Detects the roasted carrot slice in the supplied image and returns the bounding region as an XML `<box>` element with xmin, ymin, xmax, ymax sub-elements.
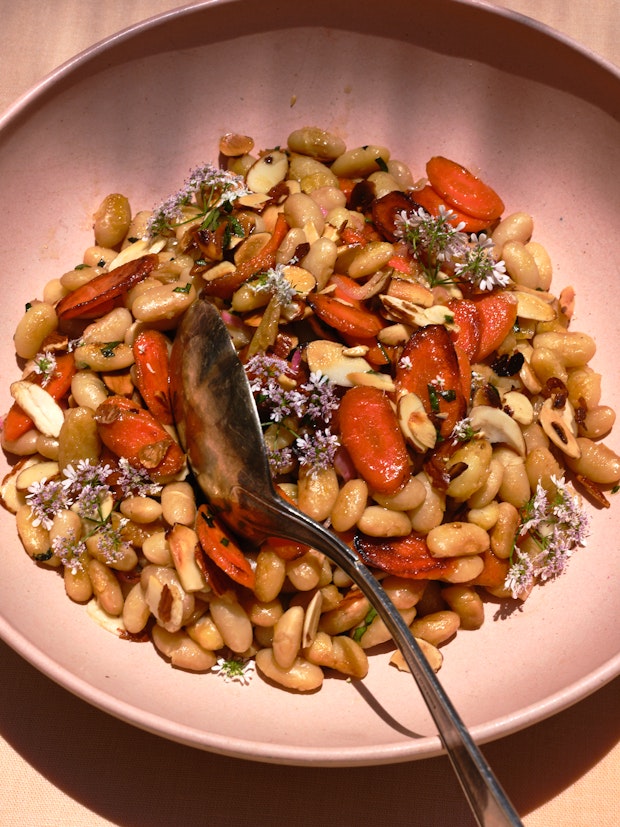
<box><xmin>426</xmin><ymin>156</ymin><xmax>504</xmax><ymax>222</ymax></box>
<box><xmin>471</xmin><ymin>292</ymin><xmax>518</xmax><ymax>361</ymax></box>
<box><xmin>55</xmin><ymin>254</ymin><xmax>159</xmax><ymax>320</ymax></box>
<box><xmin>353</xmin><ymin>531</ymin><xmax>452</xmax><ymax>579</ymax></box>
<box><xmin>395</xmin><ymin>324</ymin><xmax>467</xmax><ymax>438</ymax></box>
<box><xmin>132</xmin><ymin>329</ymin><xmax>173</xmax><ymax>425</ymax></box>
<box><xmin>196</xmin><ymin>503</ymin><xmax>255</xmax><ymax>589</ymax></box>
<box><xmin>338</xmin><ymin>385</ymin><xmax>410</xmax><ymax>495</ymax></box>
<box><xmin>412</xmin><ymin>185</ymin><xmax>491</xmax><ymax>233</ymax></box>
<box><xmin>306</xmin><ymin>293</ymin><xmax>384</xmax><ymax>339</ymax></box>
<box><xmin>202</xmin><ymin>212</ymin><xmax>289</xmax><ymax>299</ymax></box>
<box><xmin>94</xmin><ymin>395</ymin><xmax>185</xmax><ymax>480</ymax></box>
<box><xmin>467</xmin><ymin>548</ymin><xmax>510</xmax><ymax>589</ymax></box>
<box><xmin>447</xmin><ymin>298</ymin><xmax>481</xmax><ymax>361</ymax></box>
<box><xmin>370</xmin><ymin>191</ymin><xmax>417</xmax><ymax>242</ymax></box>
<box><xmin>2</xmin><ymin>352</ymin><xmax>76</xmax><ymax>442</ymax></box>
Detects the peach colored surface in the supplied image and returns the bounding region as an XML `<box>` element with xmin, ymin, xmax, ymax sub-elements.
<box><xmin>1</xmin><ymin>2</ymin><xmax>618</xmax><ymax>824</ymax></box>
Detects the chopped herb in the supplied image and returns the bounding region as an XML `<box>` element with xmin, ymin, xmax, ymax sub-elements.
<box><xmin>220</xmin><ymin>537</ymin><xmax>230</xmax><ymax>547</ymax></box>
<box><xmin>427</xmin><ymin>383</ymin><xmax>440</xmax><ymax>412</ymax></box>
<box><xmin>97</xmin><ymin>258</ymin><xmax>106</xmax><ymax>268</ymax></box>
<box><xmin>375</xmin><ymin>156</ymin><xmax>388</xmax><ymax>172</ymax></box>
<box><xmin>74</xmin><ymin>263</ymin><xmax>90</xmax><ymax>270</ymax></box>
<box><xmin>172</xmin><ymin>283</ymin><xmax>192</xmax><ymax>294</ymax></box>
<box><xmin>100</xmin><ymin>341</ymin><xmax>122</xmax><ymax>357</ymax></box>
<box><xmin>212</xmin><ymin>656</ymin><xmax>255</xmax><ymax>685</ymax></box>
<box><xmin>353</xmin><ymin>608</ymin><xmax>378</xmax><ymax>642</ymax></box>
<box><xmin>25</xmin><ymin>302</ymin><xmax>32</xmax><ymax>311</ymax></box>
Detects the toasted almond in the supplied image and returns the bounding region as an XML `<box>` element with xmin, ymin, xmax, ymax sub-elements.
<box><xmin>386</xmin><ymin>279</ymin><xmax>434</xmax><ymax>307</ymax></box>
<box><xmin>397</xmin><ymin>392</ymin><xmax>437</xmax><ymax>452</ymax></box>
<box><xmin>16</xmin><ymin>460</ymin><xmax>60</xmax><ymax>491</ymax></box>
<box><xmin>348</xmin><ymin>372</ymin><xmax>396</xmax><ymax>392</ymax></box>
<box><xmin>502</xmin><ymin>391</ymin><xmax>534</xmax><ymax>425</ymax></box>
<box><xmin>538</xmin><ymin>398</ymin><xmax>581</xmax><ymax>458</ymax></box>
<box><xmin>0</xmin><ymin>457</ymin><xmax>39</xmax><ymax>513</ymax></box>
<box><xmin>514</xmin><ymin>290</ymin><xmax>557</xmax><ymax>322</ymax></box>
<box><xmin>283</xmin><ymin>265</ymin><xmax>316</xmax><ymax>296</ymax></box>
<box><xmin>469</xmin><ymin>405</ymin><xmax>526</xmax><ymax>456</ymax></box>
<box><xmin>390</xmin><ymin>638</ymin><xmax>443</xmax><ymax>673</ymax></box>
<box><xmin>380</xmin><ymin>294</ymin><xmax>457</xmax><ymax>329</ymax></box>
<box><xmin>302</xmin><ymin>590</ymin><xmax>323</xmax><ymax>648</ymax></box>
<box><xmin>10</xmin><ymin>381</ymin><xmax>65</xmax><ymax>438</ymax></box>
<box><xmin>305</xmin><ymin>340</ymin><xmax>373</xmax><ymax>387</ymax></box>
<box><xmin>245</xmin><ymin>150</ymin><xmax>289</xmax><ymax>193</ymax></box>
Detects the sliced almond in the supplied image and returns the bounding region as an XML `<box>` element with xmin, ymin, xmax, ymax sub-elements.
<box><xmin>378</xmin><ymin>323</ymin><xmax>413</xmax><ymax>345</ymax></box>
<box><xmin>514</xmin><ymin>290</ymin><xmax>557</xmax><ymax>322</ymax></box>
<box><xmin>245</xmin><ymin>150</ymin><xmax>289</xmax><ymax>193</ymax></box>
<box><xmin>380</xmin><ymin>294</ymin><xmax>457</xmax><ymax>330</ymax></box>
<box><xmin>538</xmin><ymin>398</ymin><xmax>581</xmax><ymax>458</ymax></box>
<box><xmin>302</xmin><ymin>590</ymin><xmax>323</xmax><ymax>648</ymax></box>
<box><xmin>397</xmin><ymin>392</ymin><xmax>437</xmax><ymax>452</ymax></box>
<box><xmin>201</xmin><ymin>260</ymin><xmax>236</xmax><ymax>282</ymax></box>
<box><xmin>348</xmin><ymin>372</ymin><xmax>396</xmax><ymax>392</ymax></box>
<box><xmin>502</xmin><ymin>391</ymin><xmax>534</xmax><ymax>425</ymax></box>
<box><xmin>386</xmin><ymin>279</ymin><xmax>434</xmax><ymax>307</ymax></box>
<box><xmin>16</xmin><ymin>460</ymin><xmax>60</xmax><ymax>491</ymax></box>
<box><xmin>235</xmin><ymin>192</ymin><xmax>271</xmax><ymax>210</ymax></box>
<box><xmin>233</xmin><ymin>231</ymin><xmax>271</xmax><ymax>265</ymax></box>
<box><xmin>109</xmin><ymin>237</ymin><xmax>166</xmax><ymax>270</ymax></box>
<box><xmin>0</xmin><ymin>457</ymin><xmax>39</xmax><ymax>513</ymax></box>
<box><xmin>469</xmin><ymin>405</ymin><xmax>526</xmax><ymax>456</ymax></box>
<box><xmin>10</xmin><ymin>381</ymin><xmax>65</xmax><ymax>438</ymax></box>
<box><xmin>283</xmin><ymin>265</ymin><xmax>316</xmax><ymax>296</ymax></box>
<box><xmin>305</xmin><ymin>340</ymin><xmax>373</xmax><ymax>387</ymax></box>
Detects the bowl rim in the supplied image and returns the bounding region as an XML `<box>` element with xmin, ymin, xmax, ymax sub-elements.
<box><xmin>0</xmin><ymin>0</ymin><xmax>619</xmax><ymax>765</ymax></box>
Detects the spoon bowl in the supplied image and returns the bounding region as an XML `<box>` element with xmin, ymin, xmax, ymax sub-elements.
<box><xmin>170</xmin><ymin>296</ymin><xmax>523</xmax><ymax>827</ymax></box>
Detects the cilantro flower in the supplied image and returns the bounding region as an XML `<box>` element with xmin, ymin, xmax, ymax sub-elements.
<box><xmin>26</xmin><ymin>479</ymin><xmax>70</xmax><ymax>529</ymax></box>
<box><xmin>253</xmin><ymin>264</ymin><xmax>297</xmax><ymax>307</ymax></box>
<box><xmin>245</xmin><ymin>354</ymin><xmax>305</xmax><ymax>422</ymax></box>
<box><xmin>454</xmin><ymin>233</ymin><xmax>510</xmax><ymax>291</ymax></box>
<box><xmin>505</xmin><ymin>476</ymin><xmax>590</xmax><ymax>599</ymax></box>
<box><xmin>295</xmin><ymin>428</ymin><xmax>340</xmax><ymax>475</ymax></box>
<box><xmin>396</xmin><ymin>205</ymin><xmax>468</xmax><ymax>282</ymax></box>
<box><xmin>146</xmin><ymin>163</ymin><xmax>250</xmax><ymax>237</ymax></box>
<box><xmin>32</xmin><ymin>350</ymin><xmax>57</xmax><ymax>387</ymax></box>
<box><xmin>300</xmin><ymin>371</ymin><xmax>340</xmax><ymax>424</ymax></box>
<box><xmin>51</xmin><ymin>531</ymin><xmax>87</xmax><ymax>575</ymax></box>
<box><xmin>212</xmin><ymin>656</ymin><xmax>255</xmax><ymax>685</ymax></box>
<box><xmin>117</xmin><ymin>457</ymin><xmax>162</xmax><ymax>498</ymax></box>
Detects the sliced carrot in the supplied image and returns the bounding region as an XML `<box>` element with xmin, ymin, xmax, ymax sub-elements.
<box><xmin>2</xmin><ymin>352</ymin><xmax>76</xmax><ymax>442</ymax></box>
<box><xmin>338</xmin><ymin>385</ymin><xmax>410</xmax><ymax>495</ymax></box>
<box><xmin>395</xmin><ymin>324</ymin><xmax>467</xmax><ymax>438</ymax></box>
<box><xmin>55</xmin><ymin>254</ymin><xmax>159</xmax><ymax>320</ymax></box>
<box><xmin>471</xmin><ymin>292</ymin><xmax>518</xmax><ymax>361</ymax></box>
<box><xmin>370</xmin><ymin>191</ymin><xmax>417</xmax><ymax>242</ymax></box>
<box><xmin>337</xmin><ymin>177</ymin><xmax>356</xmax><ymax>200</ymax></box>
<box><xmin>467</xmin><ymin>548</ymin><xmax>510</xmax><ymax>589</ymax></box>
<box><xmin>447</xmin><ymin>298</ymin><xmax>481</xmax><ymax>361</ymax></box>
<box><xmin>202</xmin><ymin>212</ymin><xmax>289</xmax><ymax>299</ymax></box>
<box><xmin>454</xmin><ymin>344</ymin><xmax>472</xmax><ymax>404</ymax></box>
<box><xmin>94</xmin><ymin>395</ymin><xmax>185</xmax><ymax>480</ymax></box>
<box><xmin>340</xmin><ymin>226</ymin><xmax>369</xmax><ymax>247</ymax></box>
<box><xmin>306</xmin><ymin>293</ymin><xmax>384</xmax><ymax>339</ymax></box>
<box><xmin>353</xmin><ymin>531</ymin><xmax>452</xmax><ymax>579</ymax></box>
<box><xmin>387</xmin><ymin>254</ymin><xmax>415</xmax><ymax>276</ymax></box>
<box><xmin>196</xmin><ymin>504</ymin><xmax>255</xmax><ymax>589</ymax></box>
<box><xmin>132</xmin><ymin>329</ymin><xmax>173</xmax><ymax>425</ymax></box>
<box><xmin>412</xmin><ymin>185</ymin><xmax>491</xmax><ymax>233</ymax></box>
<box><xmin>426</xmin><ymin>156</ymin><xmax>505</xmax><ymax>222</ymax></box>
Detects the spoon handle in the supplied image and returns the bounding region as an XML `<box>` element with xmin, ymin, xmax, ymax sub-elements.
<box><xmin>252</xmin><ymin>491</ymin><xmax>523</xmax><ymax>827</ymax></box>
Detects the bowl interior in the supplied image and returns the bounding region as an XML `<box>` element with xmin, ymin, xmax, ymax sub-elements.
<box><xmin>0</xmin><ymin>0</ymin><xmax>618</xmax><ymax>765</ymax></box>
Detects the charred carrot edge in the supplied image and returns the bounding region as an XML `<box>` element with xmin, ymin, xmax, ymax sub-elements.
<box><xmin>412</xmin><ymin>185</ymin><xmax>492</xmax><ymax>233</ymax></box>
<box><xmin>55</xmin><ymin>254</ymin><xmax>159</xmax><ymax>320</ymax></box>
<box><xmin>395</xmin><ymin>324</ymin><xmax>467</xmax><ymax>438</ymax></box>
<box><xmin>471</xmin><ymin>292</ymin><xmax>518</xmax><ymax>361</ymax></box>
<box><xmin>353</xmin><ymin>532</ymin><xmax>452</xmax><ymax>579</ymax></box>
<box><xmin>2</xmin><ymin>352</ymin><xmax>76</xmax><ymax>442</ymax></box>
<box><xmin>196</xmin><ymin>504</ymin><xmax>255</xmax><ymax>589</ymax></box>
<box><xmin>132</xmin><ymin>329</ymin><xmax>173</xmax><ymax>425</ymax></box>
<box><xmin>202</xmin><ymin>212</ymin><xmax>289</xmax><ymax>299</ymax></box>
<box><xmin>306</xmin><ymin>293</ymin><xmax>384</xmax><ymax>339</ymax></box>
<box><xmin>425</xmin><ymin>156</ymin><xmax>505</xmax><ymax>222</ymax></box>
<box><xmin>94</xmin><ymin>395</ymin><xmax>185</xmax><ymax>480</ymax></box>
<box><xmin>370</xmin><ymin>190</ymin><xmax>417</xmax><ymax>242</ymax></box>
<box><xmin>338</xmin><ymin>385</ymin><xmax>410</xmax><ymax>495</ymax></box>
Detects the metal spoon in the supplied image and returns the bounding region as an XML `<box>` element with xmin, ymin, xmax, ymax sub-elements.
<box><xmin>169</xmin><ymin>297</ymin><xmax>523</xmax><ymax>827</ymax></box>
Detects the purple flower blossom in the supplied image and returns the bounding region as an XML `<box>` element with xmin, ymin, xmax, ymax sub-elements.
<box><xmin>300</xmin><ymin>372</ymin><xmax>340</xmax><ymax>424</ymax></box>
<box><xmin>505</xmin><ymin>476</ymin><xmax>589</xmax><ymax>599</ymax></box>
<box><xmin>116</xmin><ymin>457</ymin><xmax>162</xmax><ymax>498</ymax></box>
<box><xmin>295</xmin><ymin>428</ymin><xmax>340</xmax><ymax>475</ymax></box>
<box><xmin>26</xmin><ymin>479</ymin><xmax>70</xmax><ymax>529</ymax></box>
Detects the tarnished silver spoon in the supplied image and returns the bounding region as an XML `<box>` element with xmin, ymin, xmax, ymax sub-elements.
<box><xmin>169</xmin><ymin>297</ymin><xmax>523</xmax><ymax>827</ymax></box>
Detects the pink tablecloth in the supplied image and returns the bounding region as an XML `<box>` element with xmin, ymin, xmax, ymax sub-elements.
<box><xmin>1</xmin><ymin>3</ymin><xmax>618</xmax><ymax>825</ymax></box>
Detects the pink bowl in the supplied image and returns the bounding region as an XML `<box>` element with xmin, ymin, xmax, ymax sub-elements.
<box><xmin>0</xmin><ymin>0</ymin><xmax>618</xmax><ymax>765</ymax></box>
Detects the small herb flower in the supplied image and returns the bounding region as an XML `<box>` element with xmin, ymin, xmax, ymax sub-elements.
<box><xmin>26</xmin><ymin>479</ymin><xmax>70</xmax><ymax>529</ymax></box>
<box><xmin>300</xmin><ymin>371</ymin><xmax>340</xmax><ymax>424</ymax></box>
<box><xmin>295</xmin><ymin>428</ymin><xmax>340</xmax><ymax>475</ymax></box>
<box><xmin>505</xmin><ymin>476</ymin><xmax>590</xmax><ymax>599</ymax></box>
<box><xmin>266</xmin><ymin>443</ymin><xmax>295</xmax><ymax>476</ymax></box>
<box><xmin>396</xmin><ymin>205</ymin><xmax>467</xmax><ymax>283</ymax></box>
<box><xmin>398</xmin><ymin>355</ymin><xmax>413</xmax><ymax>371</ymax></box>
<box><xmin>32</xmin><ymin>351</ymin><xmax>57</xmax><ymax>387</ymax></box>
<box><xmin>454</xmin><ymin>233</ymin><xmax>510</xmax><ymax>291</ymax></box>
<box><xmin>117</xmin><ymin>457</ymin><xmax>162</xmax><ymax>498</ymax></box>
<box><xmin>147</xmin><ymin>163</ymin><xmax>250</xmax><ymax>237</ymax></box>
<box><xmin>451</xmin><ymin>417</ymin><xmax>477</xmax><ymax>442</ymax></box>
<box><xmin>245</xmin><ymin>354</ymin><xmax>305</xmax><ymax>422</ymax></box>
<box><xmin>253</xmin><ymin>264</ymin><xmax>297</xmax><ymax>307</ymax></box>
<box><xmin>212</xmin><ymin>656</ymin><xmax>255</xmax><ymax>685</ymax></box>
<box><xmin>51</xmin><ymin>531</ymin><xmax>87</xmax><ymax>575</ymax></box>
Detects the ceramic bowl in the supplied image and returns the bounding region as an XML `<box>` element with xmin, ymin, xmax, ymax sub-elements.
<box><xmin>0</xmin><ymin>0</ymin><xmax>618</xmax><ymax>765</ymax></box>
